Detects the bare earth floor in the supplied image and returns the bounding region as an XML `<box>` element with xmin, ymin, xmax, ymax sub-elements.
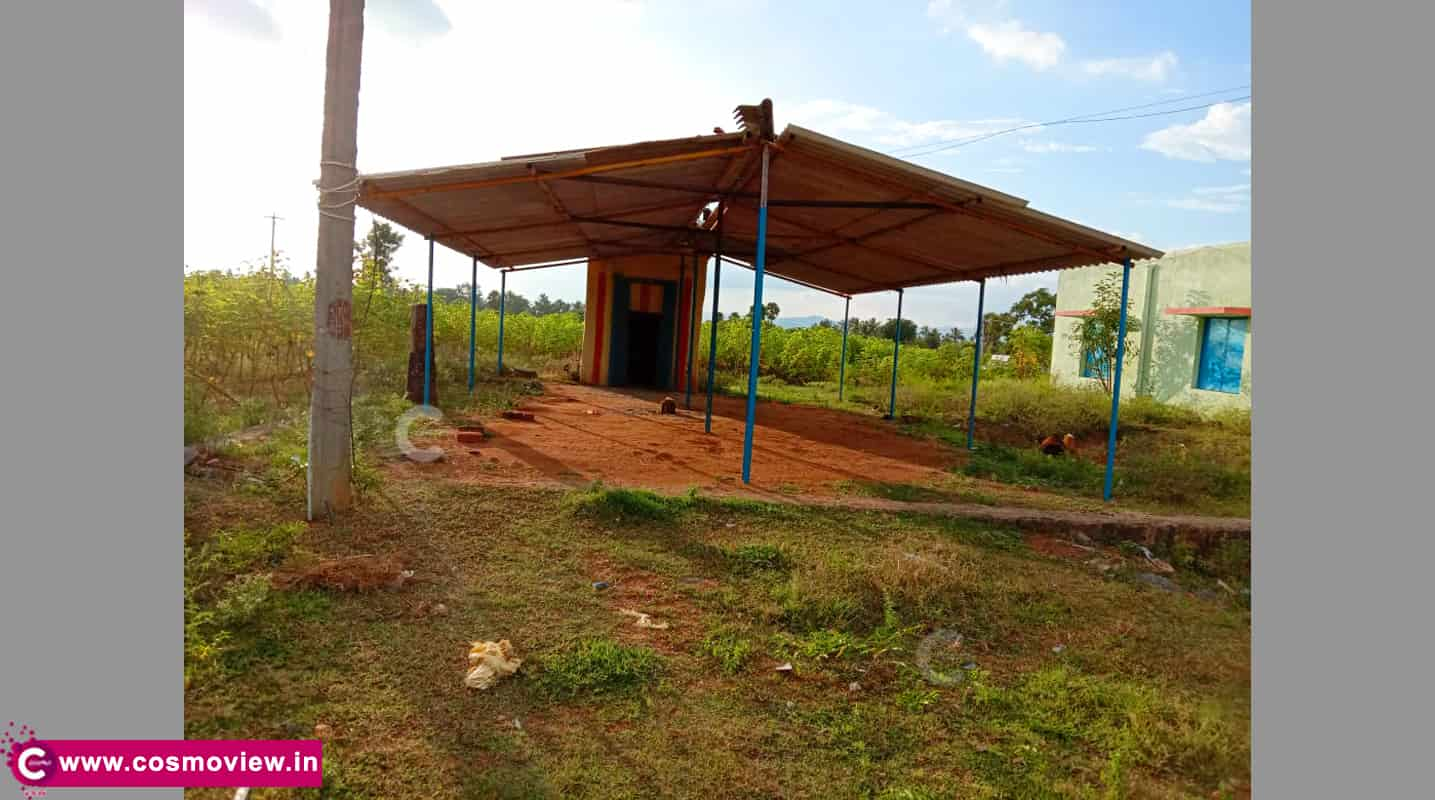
<box><xmin>394</xmin><ymin>383</ymin><xmax>957</xmax><ymax>499</ymax></box>
<box><xmin>390</xmin><ymin>383</ymin><xmax>1250</xmax><ymax>543</ymax></box>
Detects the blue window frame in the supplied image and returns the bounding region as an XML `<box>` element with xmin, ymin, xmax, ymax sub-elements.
<box><xmin>1196</xmin><ymin>317</ymin><xmax>1247</xmax><ymax>394</ymax></box>
<box><xmin>1080</xmin><ymin>344</ymin><xmax>1108</xmax><ymax>380</ymax></box>
<box><xmin>1080</xmin><ymin>320</ymin><xmax>1109</xmax><ymax>380</ymax></box>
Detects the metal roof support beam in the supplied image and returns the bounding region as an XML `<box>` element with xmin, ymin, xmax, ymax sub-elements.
<box><xmin>718</xmin><ymin>254</ymin><xmax>855</xmax><ymax>299</ymax></box>
<box><xmin>774</xmin><ymin>208</ymin><xmax>951</xmax><ymax>270</ymax></box>
<box><xmin>760</xmin><ymin>207</ymin><xmax>958</xmax><ymax>282</ymax></box>
<box><xmin>778</xmin><ymin>146</ymin><xmax>1123</xmax><ymax>265</ymax></box>
<box><xmin>502</xmin><ymin>258</ymin><xmax>588</xmax><ymax>273</ymax></box>
<box><xmin>433</xmin><ymin>198</ymin><xmax>710</xmax><ymax>242</ymax></box>
<box><xmin>362</xmin><ymin>144</ymin><xmax>753</xmax><ymax>201</ymax></box>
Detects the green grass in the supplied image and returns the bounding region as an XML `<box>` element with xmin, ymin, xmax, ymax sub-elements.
<box><xmin>536</xmin><ymin>639</ymin><xmax>664</xmax><ymax>699</ymax></box>
<box><xmin>183</xmin><ymin>415</ymin><xmax>1250</xmax><ymax>800</ymax></box>
<box><xmin>726</xmin><ymin>543</ymin><xmax>790</xmax><ymax>574</ymax></box>
<box><xmin>699</xmin><ymin>627</ymin><xmax>755</xmax><ymax>676</ymax></box>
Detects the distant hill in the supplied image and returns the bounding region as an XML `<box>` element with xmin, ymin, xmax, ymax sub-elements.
<box><xmin>774</xmin><ymin>315</ymin><xmax>830</xmax><ymax>329</ymax></box>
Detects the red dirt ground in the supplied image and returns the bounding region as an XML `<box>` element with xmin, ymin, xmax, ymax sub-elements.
<box><xmin>388</xmin><ymin>383</ymin><xmax>957</xmax><ymax>500</ymax></box>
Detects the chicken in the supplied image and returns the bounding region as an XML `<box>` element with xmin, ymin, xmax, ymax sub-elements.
<box><xmin>1039</xmin><ymin>433</ymin><xmax>1078</xmax><ymax>456</ymax></box>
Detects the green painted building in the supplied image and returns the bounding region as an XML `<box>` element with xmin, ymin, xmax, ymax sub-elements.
<box><xmin>1050</xmin><ymin>241</ymin><xmax>1251</xmax><ymax>411</ymax></box>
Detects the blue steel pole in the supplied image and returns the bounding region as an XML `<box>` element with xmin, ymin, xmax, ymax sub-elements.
<box><xmin>424</xmin><ymin>236</ymin><xmax>434</xmax><ymax>407</ymax></box>
<box><xmin>741</xmin><ymin>144</ymin><xmax>771</xmax><ymax>485</ymax></box>
<box><xmin>685</xmin><ymin>254</ymin><xmax>698</xmax><ymax>409</ymax></box>
<box><xmin>497</xmin><ymin>269</ymin><xmax>507</xmax><ymax>375</ymax></box>
<box><xmin>468</xmin><ymin>257</ymin><xmax>477</xmax><ymax>393</ymax></box>
<box><xmin>838</xmin><ymin>296</ymin><xmax>850</xmax><ymax>402</ymax></box>
<box><xmin>885</xmin><ymin>289</ymin><xmax>903</xmax><ymax>419</ymax></box>
<box><xmin>966</xmin><ymin>278</ymin><xmax>985</xmax><ymax>450</ymax></box>
<box><xmin>704</xmin><ymin>207</ymin><xmax>724</xmax><ymax>433</ymax></box>
<box><xmin>1103</xmin><ymin>259</ymin><xmax>1134</xmax><ymax>502</ymax></box>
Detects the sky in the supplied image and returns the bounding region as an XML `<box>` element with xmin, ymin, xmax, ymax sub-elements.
<box><xmin>184</xmin><ymin>0</ymin><xmax>1250</xmax><ymax>335</ymax></box>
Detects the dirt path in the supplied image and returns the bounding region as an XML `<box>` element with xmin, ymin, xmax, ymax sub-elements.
<box><xmin>773</xmin><ymin>493</ymin><xmax>1250</xmax><ymax>548</ymax></box>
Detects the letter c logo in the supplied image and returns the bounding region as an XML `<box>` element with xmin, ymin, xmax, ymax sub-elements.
<box><xmin>17</xmin><ymin>746</ymin><xmax>49</xmax><ymax>781</ymax></box>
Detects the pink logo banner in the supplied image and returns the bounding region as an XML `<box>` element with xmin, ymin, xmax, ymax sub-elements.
<box><xmin>6</xmin><ymin>739</ymin><xmax>323</xmax><ymax>789</ymax></box>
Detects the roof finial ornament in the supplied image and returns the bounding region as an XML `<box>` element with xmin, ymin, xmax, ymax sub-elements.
<box><xmin>732</xmin><ymin>98</ymin><xmax>775</xmax><ymax>141</ymax></box>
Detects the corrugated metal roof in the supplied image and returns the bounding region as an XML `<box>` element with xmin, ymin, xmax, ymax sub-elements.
<box><xmin>355</xmin><ymin>121</ymin><xmax>1162</xmax><ymax>295</ymax></box>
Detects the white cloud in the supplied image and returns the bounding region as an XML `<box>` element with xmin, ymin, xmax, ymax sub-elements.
<box><xmin>786</xmin><ymin>99</ymin><xmax>1026</xmax><ymax>148</ymax></box>
<box><xmin>1168</xmin><ymin>183</ymin><xmax>1249</xmax><ymax>213</ymax></box>
<box><xmin>1081</xmin><ymin>51</ymin><xmax>1179</xmax><ymax>82</ymax></box>
<box><xmin>967</xmin><ymin>20</ymin><xmax>1066</xmax><ymax>70</ymax></box>
<box><xmin>1141</xmin><ymin>101</ymin><xmax>1251</xmax><ymax>162</ymax></box>
<box><xmin>1019</xmin><ymin>139</ymin><xmax>1103</xmax><ymax>154</ymax></box>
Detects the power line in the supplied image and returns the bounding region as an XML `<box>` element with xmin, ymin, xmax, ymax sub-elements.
<box><xmin>886</xmin><ymin>85</ymin><xmax>1251</xmax><ymax>159</ymax></box>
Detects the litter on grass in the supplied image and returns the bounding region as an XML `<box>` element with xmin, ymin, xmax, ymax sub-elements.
<box><xmin>465</xmin><ymin>640</ymin><xmax>523</xmax><ymax>690</ymax></box>
<box><xmin>619</xmin><ymin>608</ymin><xmax>670</xmax><ymax>630</ymax></box>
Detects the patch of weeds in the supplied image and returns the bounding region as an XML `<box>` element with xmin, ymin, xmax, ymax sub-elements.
<box><xmin>840</xmin><ymin>480</ymin><xmax>957</xmax><ymax>504</ymax></box>
<box><xmin>1195</xmin><ymin>539</ymin><xmax>1250</xmax><ymax>582</ymax></box>
<box><xmin>565</xmin><ymin>483</ymin><xmax>696</xmax><ymax>523</ymax></box>
<box><xmin>877</xmin><ymin>787</ymin><xmax>947</xmax><ymax>800</ymax></box>
<box><xmin>1011</xmin><ymin>593</ymin><xmax>1072</xmax><ymax>627</ymax></box>
<box><xmin>537</xmin><ymin>639</ymin><xmax>663</xmax><ymax>698</ymax></box>
<box><xmin>213</xmin><ymin>574</ymin><xmax>273</xmax><ymax>627</ymax></box>
<box><xmin>210</xmin><ymin>521</ymin><xmax>305</xmax><ymax>572</ymax></box>
<box><xmin>925</xmin><ymin>515</ymin><xmax>1024</xmax><ymax>552</ymax></box>
<box><xmin>966</xmin><ymin>666</ymin><xmax>1246</xmax><ymax>797</ymax></box>
<box><xmin>864</xmin><ymin>591</ymin><xmax>923</xmax><ymax>658</ymax></box>
<box><xmin>773</xmin><ymin>628</ymin><xmax>858</xmax><ymax>662</ymax></box>
<box><xmin>894</xmin><ymin>687</ymin><xmax>941</xmax><ymax>714</ymax></box>
<box><xmin>727</xmin><ymin>543</ymin><xmax>790</xmax><ymax>575</ymax></box>
<box><xmin>963</xmin><ymin>444</ymin><xmax>1104</xmax><ymax>493</ymax></box>
<box><xmin>699</xmin><ymin>627</ymin><xmax>754</xmax><ymax>676</ymax></box>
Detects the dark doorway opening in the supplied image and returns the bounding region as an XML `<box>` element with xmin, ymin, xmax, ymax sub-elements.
<box><xmin>625</xmin><ymin>312</ymin><xmax>663</xmax><ymax>388</ymax></box>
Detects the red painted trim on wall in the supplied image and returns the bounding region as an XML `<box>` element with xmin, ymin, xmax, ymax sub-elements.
<box><xmin>591</xmin><ymin>271</ymin><xmax>607</xmax><ymax>384</ymax></box>
<box><xmin>1164</xmin><ymin>306</ymin><xmax>1251</xmax><ymax>316</ymax></box>
<box><xmin>1054</xmin><ymin>310</ymin><xmax>1095</xmax><ymax>317</ymax></box>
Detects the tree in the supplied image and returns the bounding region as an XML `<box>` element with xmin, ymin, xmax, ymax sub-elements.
<box><xmin>878</xmin><ymin>317</ymin><xmax>919</xmax><ymax>343</ymax></box>
<box><xmin>981</xmin><ymin>311</ymin><xmax>1017</xmax><ymax>353</ymax></box>
<box><xmin>763</xmin><ymin>302</ymin><xmax>781</xmax><ymax>322</ymax></box>
<box><xmin>354</xmin><ymin>221</ymin><xmax>403</xmax><ymax>290</ymax></box>
<box><xmin>353</xmin><ymin>221</ymin><xmax>404</xmax><ymax>328</ymax></box>
<box><xmin>942</xmin><ymin>326</ymin><xmax>967</xmax><ymax>344</ymax></box>
<box><xmin>917</xmin><ymin>325</ymin><xmax>942</xmax><ymax>349</ymax></box>
<box><xmin>1068</xmin><ymin>271</ymin><xmax>1141</xmax><ymax>394</ymax></box>
<box><xmin>1010</xmin><ymin>287</ymin><xmax>1056</xmax><ymax>334</ymax></box>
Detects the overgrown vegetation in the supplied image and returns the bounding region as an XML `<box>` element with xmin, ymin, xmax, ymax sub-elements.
<box><xmin>185</xmin><ymin>438</ymin><xmax>1250</xmax><ymax>799</ymax></box>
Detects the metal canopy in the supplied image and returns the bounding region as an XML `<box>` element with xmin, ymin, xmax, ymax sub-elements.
<box><xmin>355</xmin><ymin>119</ymin><xmax>1162</xmax><ymax>295</ymax></box>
